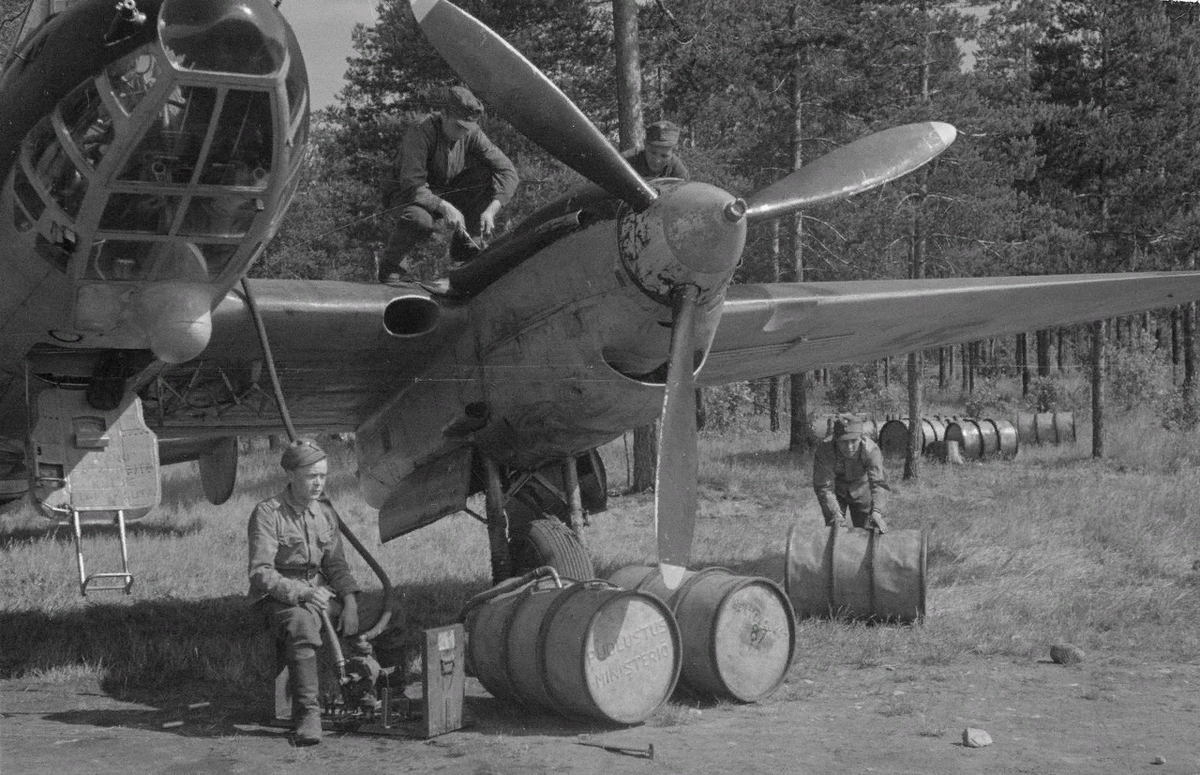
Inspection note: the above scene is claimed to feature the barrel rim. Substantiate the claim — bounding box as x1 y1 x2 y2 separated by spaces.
504 580 562 708
543 583 683 724
467 585 530 703
699 573 797 702
536 582 588 717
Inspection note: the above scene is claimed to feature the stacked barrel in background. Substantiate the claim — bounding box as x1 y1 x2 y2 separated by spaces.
1015 411 1076 445
817 412 1075 456
878 416 1017 460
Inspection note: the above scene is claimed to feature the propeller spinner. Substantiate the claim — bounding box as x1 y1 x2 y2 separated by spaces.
408 0 956 586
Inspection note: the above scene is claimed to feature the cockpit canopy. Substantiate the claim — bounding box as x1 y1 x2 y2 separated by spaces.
8 0 308 287
159 0 290 76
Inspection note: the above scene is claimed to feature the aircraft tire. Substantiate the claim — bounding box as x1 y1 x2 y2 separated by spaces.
511 518 594 581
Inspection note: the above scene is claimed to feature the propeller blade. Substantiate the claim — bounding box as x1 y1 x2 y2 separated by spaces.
408 0 658 212
656 285 700 588
743 122 957 222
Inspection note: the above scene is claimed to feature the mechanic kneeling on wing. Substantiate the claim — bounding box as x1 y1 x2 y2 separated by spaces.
812 416 890 532
249 438 360 745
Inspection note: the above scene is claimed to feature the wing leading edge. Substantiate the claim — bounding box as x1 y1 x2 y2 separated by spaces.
701 272 1200 386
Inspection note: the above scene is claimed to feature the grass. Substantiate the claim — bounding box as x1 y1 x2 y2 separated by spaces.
1 405 1199 716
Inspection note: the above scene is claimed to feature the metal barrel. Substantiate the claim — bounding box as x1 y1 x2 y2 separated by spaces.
944 419 984 459
977 419 1002 458
993 418 1019 458
464 578 681 724
785 523 927 624
609 565 796 703
1019 411 1076 444
1016 412 1037 444
1034 412 1056 443
922 418 946 450
879 418 946 458
877 419 908 458
1053 411 1076 444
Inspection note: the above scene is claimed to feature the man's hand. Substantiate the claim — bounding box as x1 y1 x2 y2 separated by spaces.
479 200 501 237
338 594 359 636
440 200 467 234
299 585 334 612
868 511 889 534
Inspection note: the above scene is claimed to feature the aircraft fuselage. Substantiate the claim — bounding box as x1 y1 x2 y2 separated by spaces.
0 0 309 446
355 179 744 513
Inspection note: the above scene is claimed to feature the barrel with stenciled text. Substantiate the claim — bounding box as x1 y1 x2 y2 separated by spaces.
464 576 680 724
608 565 795 702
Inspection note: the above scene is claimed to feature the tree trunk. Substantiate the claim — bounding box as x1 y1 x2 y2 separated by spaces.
1036 329 1051 377
786 31 811 453
1091 320 1105 459
968 342 976 392
789 374 811 452
613 0 642 151
1186 305 1196 396
615 0 656 489
769 220 781 432
1172 308 1180 384
903 185 927 480
1186 259 1196 396
768 378 780 432
631 423 656 493
1018 333 1029 397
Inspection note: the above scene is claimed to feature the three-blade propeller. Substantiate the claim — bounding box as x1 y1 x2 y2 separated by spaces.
408 0 956 586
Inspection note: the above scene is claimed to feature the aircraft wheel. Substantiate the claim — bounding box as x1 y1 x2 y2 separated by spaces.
510 518 594 581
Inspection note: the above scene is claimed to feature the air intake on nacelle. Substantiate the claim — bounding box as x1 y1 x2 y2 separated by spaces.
383 294 440 337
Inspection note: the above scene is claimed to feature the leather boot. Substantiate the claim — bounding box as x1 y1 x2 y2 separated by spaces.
291 652 323 745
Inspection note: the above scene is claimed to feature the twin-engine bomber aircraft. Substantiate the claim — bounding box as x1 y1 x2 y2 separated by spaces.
3 0 1200 591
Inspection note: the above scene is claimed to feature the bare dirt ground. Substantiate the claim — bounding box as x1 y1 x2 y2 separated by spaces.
3 655 1198 775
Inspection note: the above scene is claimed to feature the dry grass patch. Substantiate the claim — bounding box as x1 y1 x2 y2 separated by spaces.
2 409 1199 709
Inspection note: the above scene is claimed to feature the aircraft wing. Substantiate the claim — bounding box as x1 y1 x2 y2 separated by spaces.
700 272 1200 385
141 279 466 436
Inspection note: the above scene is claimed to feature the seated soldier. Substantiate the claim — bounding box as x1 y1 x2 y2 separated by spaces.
248 439 360 745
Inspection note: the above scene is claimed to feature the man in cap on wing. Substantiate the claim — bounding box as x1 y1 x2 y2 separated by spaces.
624 119 689 180
378 85 519 284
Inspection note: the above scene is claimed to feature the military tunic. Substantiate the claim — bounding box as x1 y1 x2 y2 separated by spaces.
812 436 890 527
378 113 520 275
249 488 360 656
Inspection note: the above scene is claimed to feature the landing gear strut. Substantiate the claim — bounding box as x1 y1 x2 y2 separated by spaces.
477 451 604 583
